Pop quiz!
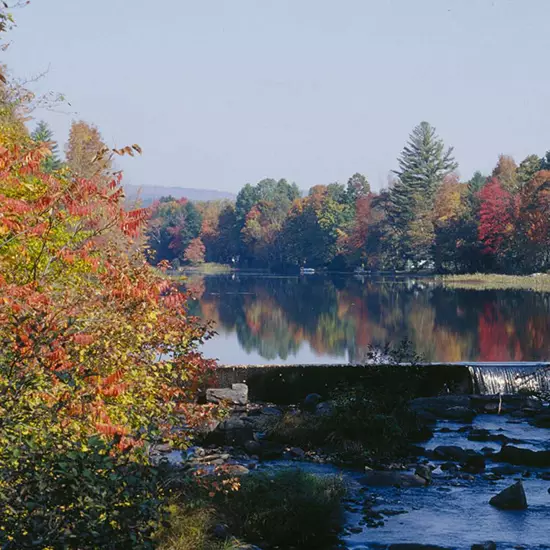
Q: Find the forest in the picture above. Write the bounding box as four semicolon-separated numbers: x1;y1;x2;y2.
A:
146;122;550;274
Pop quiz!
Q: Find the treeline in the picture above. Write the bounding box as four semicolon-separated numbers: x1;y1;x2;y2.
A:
147;121;550;274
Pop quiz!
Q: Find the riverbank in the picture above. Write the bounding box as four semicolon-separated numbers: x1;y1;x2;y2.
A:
440;273;550;291
180;263;235;274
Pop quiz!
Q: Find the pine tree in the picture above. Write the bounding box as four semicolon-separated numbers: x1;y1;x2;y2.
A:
31;120;62;173
517;154;541;187
389;121;457;265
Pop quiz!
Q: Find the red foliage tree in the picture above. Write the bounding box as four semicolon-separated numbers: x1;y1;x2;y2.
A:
184;237;206;265
477;177;516;257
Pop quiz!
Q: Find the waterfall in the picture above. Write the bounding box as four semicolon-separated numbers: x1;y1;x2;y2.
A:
468;365;550;395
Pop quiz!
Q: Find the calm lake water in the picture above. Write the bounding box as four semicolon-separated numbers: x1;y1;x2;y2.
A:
184;273;550;365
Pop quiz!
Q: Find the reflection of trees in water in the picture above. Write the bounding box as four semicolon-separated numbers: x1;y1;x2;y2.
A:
189;275;550;362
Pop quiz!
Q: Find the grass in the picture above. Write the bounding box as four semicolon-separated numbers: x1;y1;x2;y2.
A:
440;273;550;291
156;504;235;550
180;263;234;274
221;469;346;549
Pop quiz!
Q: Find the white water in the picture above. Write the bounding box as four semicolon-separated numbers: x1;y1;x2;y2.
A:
468;365;550;395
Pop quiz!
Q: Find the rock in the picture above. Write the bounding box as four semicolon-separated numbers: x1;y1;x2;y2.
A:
315;401;334;416
481;447;497;456
211;415;253;445
471;542;496;550
213;523;229;539
260;406;283;416
489;481;528;510
259;441;284;459
244;440;261;455
530;414;550;429
491;465;522;476
538;471;550;481
224;464;250;476
289;447;306;459
409;396;472;421
462;454;486;474
389;545;451;550
468;429;518;445
440;461;459;472
303;393;322;412
497;445;550;467
362;471;429;488
206;384;248;405
433;446;470;462
415;464;433;484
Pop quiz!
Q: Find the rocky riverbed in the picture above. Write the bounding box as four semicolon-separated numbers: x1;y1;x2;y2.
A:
156;386;550;550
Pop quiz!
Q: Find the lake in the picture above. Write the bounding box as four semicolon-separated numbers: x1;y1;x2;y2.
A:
184;273;550;365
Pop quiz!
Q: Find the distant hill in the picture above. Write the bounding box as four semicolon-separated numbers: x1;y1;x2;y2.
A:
124;184;236;206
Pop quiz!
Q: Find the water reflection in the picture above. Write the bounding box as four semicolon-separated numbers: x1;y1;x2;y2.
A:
185;273;550;364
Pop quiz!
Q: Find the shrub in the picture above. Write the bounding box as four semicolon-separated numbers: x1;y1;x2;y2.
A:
220;469;346;549
0;436;163;549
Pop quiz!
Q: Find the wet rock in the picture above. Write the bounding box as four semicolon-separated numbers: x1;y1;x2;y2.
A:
538;471;550;480
481;447;497;456
224;464;250;476
260;406;283;416
497;445;550;467
210;415;253;445
206;383;248;405
433;445;470;462
362;471;429;488
259;441;284;459
213;523;230;539
490;464;523;476
471;542;496;550
467;429;519;445
315;401;334;416
388;545;452;550
489;480;528;510
470;395;542;414
530;414;550;429
462;454;486;474
440;461;459;473
244;440;261;455
303;393;322;411
415;464;433;483
409;396;474;422
289;446;306;459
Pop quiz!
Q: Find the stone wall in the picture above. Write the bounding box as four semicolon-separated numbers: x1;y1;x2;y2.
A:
211;364;472;404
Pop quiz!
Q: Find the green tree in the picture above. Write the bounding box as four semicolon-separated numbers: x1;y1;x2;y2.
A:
346;172;370;204
389;121;457;266
31;120;62;173
517;154;542;187
492;154;518;192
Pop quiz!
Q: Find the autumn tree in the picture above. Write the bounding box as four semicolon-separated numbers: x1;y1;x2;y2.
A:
478;177;517;267
492;154;518;192
65;120;112;180
184;237;206;265
517;154;541;188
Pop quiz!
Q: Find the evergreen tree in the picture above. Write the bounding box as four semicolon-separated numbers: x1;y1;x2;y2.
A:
389;121;457;265
31;120;62;173
517;154;541;187
346;172;370;204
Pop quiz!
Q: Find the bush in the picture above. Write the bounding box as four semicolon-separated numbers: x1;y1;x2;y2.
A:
271;382;427;463
0;436;163;549
220;469;346;549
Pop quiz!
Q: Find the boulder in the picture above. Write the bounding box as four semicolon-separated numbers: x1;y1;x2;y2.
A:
497;445;550;467
362;471;429;488
433;446;471;462
489;481;528;510
471;543;496;550
260;406;283;417
315;401;334;416
468;429;519;445
258;441;284;459
211;415;253;445
462;454;486;474
224;464;250;476
244;440;261;455
491;464;522;476
389;545;451;550
289;447;306;459
410;396;476;422
303;393;322;412
530;414;550;429
206;383;248;405
415;464;433;484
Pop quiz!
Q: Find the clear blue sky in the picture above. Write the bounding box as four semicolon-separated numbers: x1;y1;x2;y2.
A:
5;0;550;192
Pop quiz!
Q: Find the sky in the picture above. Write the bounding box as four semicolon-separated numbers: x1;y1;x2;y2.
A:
5;0;550;193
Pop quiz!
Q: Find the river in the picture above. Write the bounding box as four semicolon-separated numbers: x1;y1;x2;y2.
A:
184;273;550;365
